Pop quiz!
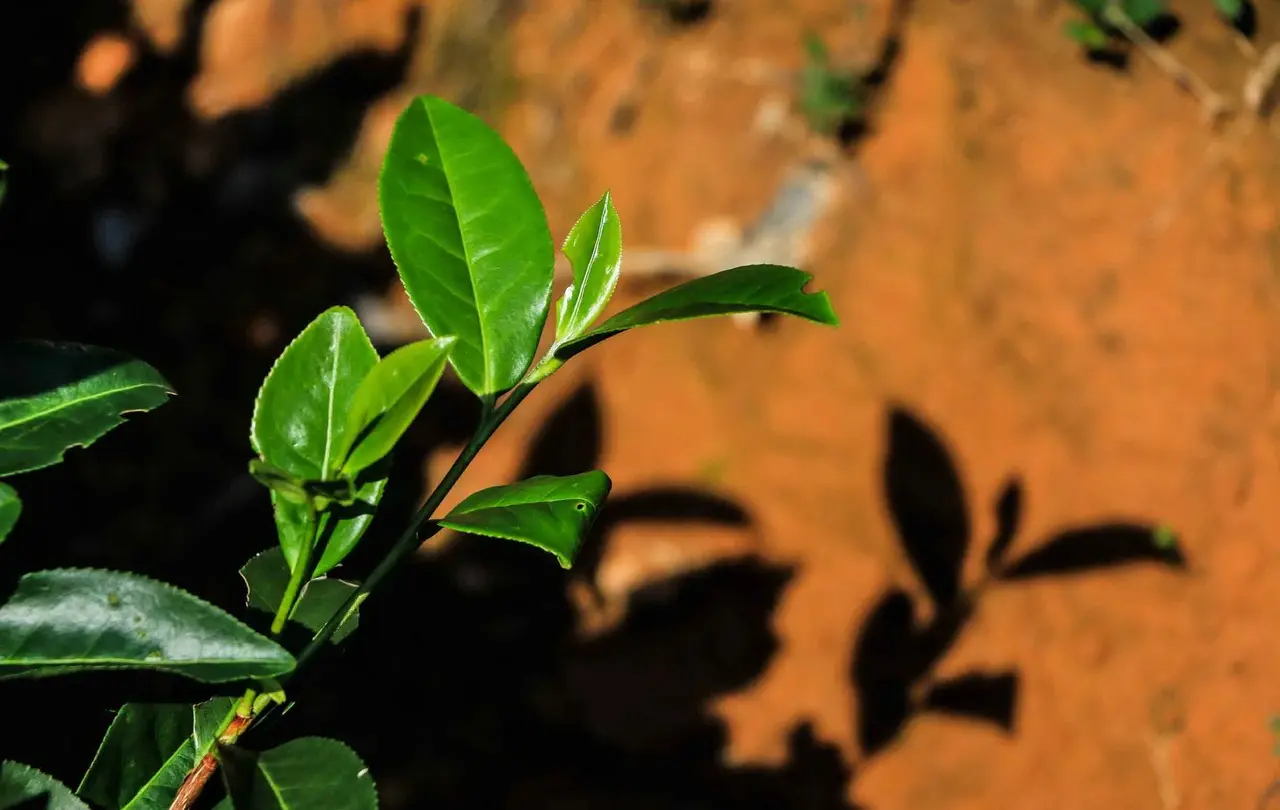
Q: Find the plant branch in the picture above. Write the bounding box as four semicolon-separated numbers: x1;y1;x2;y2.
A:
290;379;538;675
271;503;318;635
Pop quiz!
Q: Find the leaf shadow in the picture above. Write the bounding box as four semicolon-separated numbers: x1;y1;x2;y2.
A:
851;404;1188;760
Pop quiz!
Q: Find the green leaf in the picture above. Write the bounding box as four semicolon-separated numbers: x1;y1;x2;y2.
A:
217;737;377;810
552;264;839;361
240;548;363;644
1073;0;1108;16
268;462;388;579
1;761;90;810
1214;0;1244;20
554;192;624;346
802;30;830;64
76;698;233;810
1063;18;1110;47
1122;0;1165;26
438;471;611;569
0;483;19;544
336;336;456;477
250;306;378;482
0;341;172;476
0;569;295;683
378;94;556;396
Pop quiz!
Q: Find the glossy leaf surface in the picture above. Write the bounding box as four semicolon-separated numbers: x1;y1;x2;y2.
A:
0;569;295;683
379;95;555;396
0;341;172;476
0;484;18;543
240;548;362;644
77;698;234;810
0;761;89;810
337;336;455;477
553;264;838;361
554;191;623;344
438;471;611;569
216;737;377;810
250;306;378;482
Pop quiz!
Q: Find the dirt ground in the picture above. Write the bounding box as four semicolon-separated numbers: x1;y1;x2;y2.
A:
36;0;1280;806
464;2;1280;807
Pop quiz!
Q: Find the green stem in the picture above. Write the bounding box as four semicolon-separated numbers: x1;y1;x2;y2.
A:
270;503;318;635
288;381;537;677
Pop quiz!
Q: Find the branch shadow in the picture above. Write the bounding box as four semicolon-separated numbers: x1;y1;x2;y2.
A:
851;404;1188;759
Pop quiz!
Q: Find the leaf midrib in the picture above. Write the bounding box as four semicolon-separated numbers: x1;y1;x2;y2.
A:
424;99;490;393
564;200;609;337
0;380;166;434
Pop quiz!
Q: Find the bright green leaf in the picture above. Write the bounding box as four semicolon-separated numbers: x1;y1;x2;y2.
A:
378;94;556;396
554;191;624;346
438;471;611;569
240;548;362;644
0;569;295;683
1;761;90;810
337;336;456;477
0;484;19;544
1063;18;1110;47
250;306;378;482
267;461;387;579
552;264;838;361
217;737;377;810
0;341;172;476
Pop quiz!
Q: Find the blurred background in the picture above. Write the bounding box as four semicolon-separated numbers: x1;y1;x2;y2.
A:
3;0;1279;807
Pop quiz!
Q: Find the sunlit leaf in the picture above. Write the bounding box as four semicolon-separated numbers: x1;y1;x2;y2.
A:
0;569;295;683
250;306;378;482
240;548;363;645
0;341;172;476
438;471;611;569
553;264;838;362
554;192;623;345
336;336;456;478
378;95;555;396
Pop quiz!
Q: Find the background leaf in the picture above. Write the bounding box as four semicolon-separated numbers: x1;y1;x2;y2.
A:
0;484;19;543
0;569;295;683
378;94;555;396
553;264;838;361
1122;0;1166;27
250;306;378;482
240;548;362;644
1213;0;1243;20
337;336;455;477
554;191;623;345
217;737;377;810
1000;524;1186;580
439;471;611;569
1063;18;1109;47
0;341;172;476
1;762;89;810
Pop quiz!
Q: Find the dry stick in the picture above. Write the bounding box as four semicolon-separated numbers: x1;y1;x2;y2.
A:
1105;3;1229;123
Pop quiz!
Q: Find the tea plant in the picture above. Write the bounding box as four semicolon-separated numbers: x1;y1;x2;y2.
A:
0;95;838;809
798;31;869;138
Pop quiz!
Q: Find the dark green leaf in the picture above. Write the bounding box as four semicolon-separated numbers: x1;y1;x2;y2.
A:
0;569;295;683
0;762;89;810
240;548;363;645
1214;0;1244;20
438;471;611;569
1063;18;1110;47
336;336;456;477
1122;0;1165;26
378;94;556;396
217;737;377;810
76;699;232;810
0;484;19;544
1073;0;1108;16
554;192;624;346
553;264;839;361
0;341;172;476
250;306;378;482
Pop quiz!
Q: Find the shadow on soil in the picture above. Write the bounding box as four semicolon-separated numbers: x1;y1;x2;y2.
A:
853;405;1188;759
1;6;1187;809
